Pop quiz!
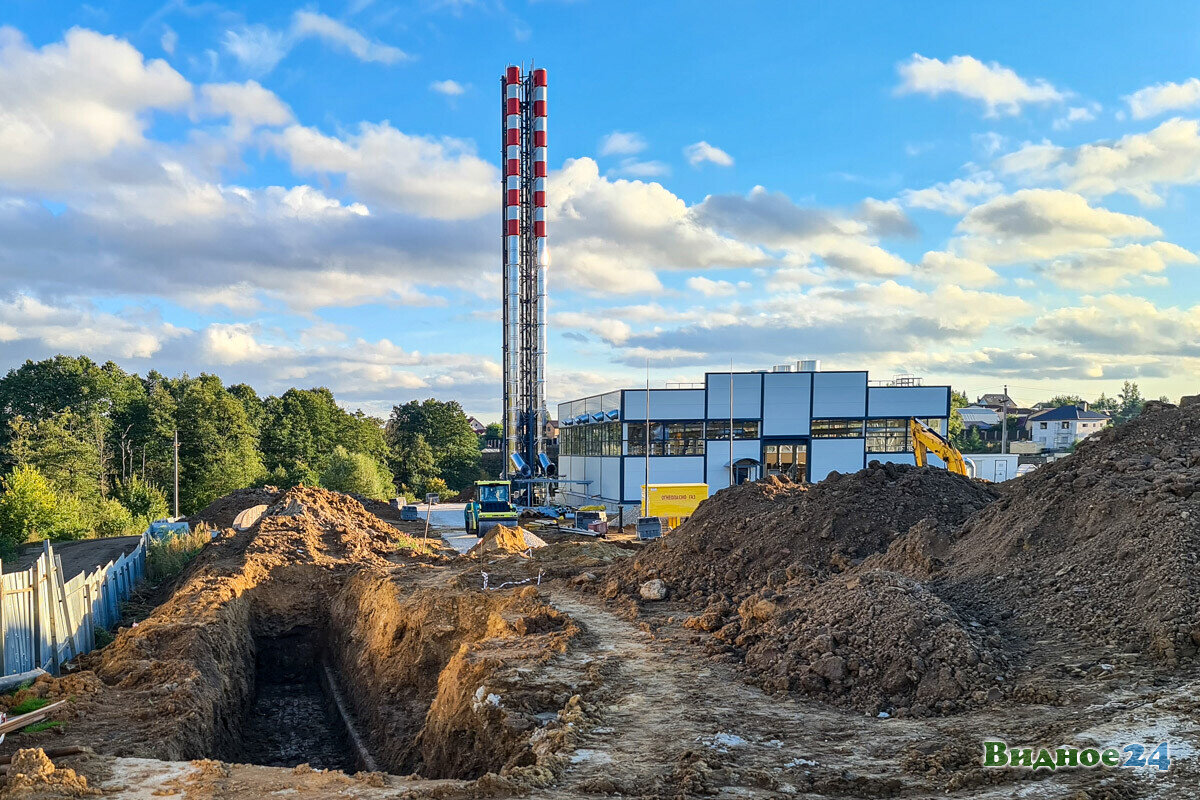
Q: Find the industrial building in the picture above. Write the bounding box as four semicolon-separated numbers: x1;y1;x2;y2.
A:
556;363;951;513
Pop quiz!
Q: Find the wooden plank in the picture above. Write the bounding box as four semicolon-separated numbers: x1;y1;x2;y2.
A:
53;553;77;662
30;554;43;673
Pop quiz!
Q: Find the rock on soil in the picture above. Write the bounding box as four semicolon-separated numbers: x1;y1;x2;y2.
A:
941;399;1200;664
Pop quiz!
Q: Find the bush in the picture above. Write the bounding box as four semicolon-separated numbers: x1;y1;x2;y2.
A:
320;446;394;500
93;497;140;538
113;476;169;525
421;476;450;499
0;466;58;553
148;528;212;584
51;494;92;541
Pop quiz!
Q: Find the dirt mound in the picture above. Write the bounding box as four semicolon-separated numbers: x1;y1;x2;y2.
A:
187;486;281;530
942;398;1200;664
1;749;97;798
697;570;1006;715
612;463;998;605
466;525;547;558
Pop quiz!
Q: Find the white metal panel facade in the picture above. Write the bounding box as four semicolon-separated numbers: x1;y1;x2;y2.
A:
812;372;867;417
622;456;705;502
762;372;813;435
600;457;621;499
867;386;949;418
704;439;761;492
623;389;706;421
705;373;762;419
809;438;866;481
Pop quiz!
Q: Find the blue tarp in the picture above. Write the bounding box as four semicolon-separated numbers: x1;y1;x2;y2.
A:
147;520;191;541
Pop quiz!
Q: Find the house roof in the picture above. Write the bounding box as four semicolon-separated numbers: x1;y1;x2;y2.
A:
958;405;1002;425
1028;405;1110;421
977;393;1015;406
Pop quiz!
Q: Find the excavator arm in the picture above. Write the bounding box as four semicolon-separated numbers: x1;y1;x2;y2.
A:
909;419;973;477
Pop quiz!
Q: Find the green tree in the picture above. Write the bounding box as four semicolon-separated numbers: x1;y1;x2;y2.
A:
948;390;969;444
1040;394;1085;408
0;465;59;553
228;384;266;436
385;399;481;492
320;446;394;500
961;426;986;453
7;411;106;501
93;497;139;538
1090;392;1119;414
388;431;436;494
1116;381;1144;424
175;375;265;514
261;388;387;478
112;475;170;526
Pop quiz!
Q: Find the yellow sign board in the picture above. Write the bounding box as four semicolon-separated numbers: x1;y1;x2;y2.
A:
642;483;709;518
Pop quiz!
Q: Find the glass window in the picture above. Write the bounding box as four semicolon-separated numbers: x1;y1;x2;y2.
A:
706;420;761;440
866;418;908;453
764;441;807;480
627;421;705;455
811;419;864;438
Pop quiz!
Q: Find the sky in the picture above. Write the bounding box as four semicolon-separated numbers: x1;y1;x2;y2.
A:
0;1;1198;420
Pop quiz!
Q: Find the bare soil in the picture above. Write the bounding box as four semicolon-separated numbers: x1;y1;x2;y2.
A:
3;401;1200;799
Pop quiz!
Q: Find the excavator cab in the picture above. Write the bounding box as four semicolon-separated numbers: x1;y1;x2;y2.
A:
909;419;974;478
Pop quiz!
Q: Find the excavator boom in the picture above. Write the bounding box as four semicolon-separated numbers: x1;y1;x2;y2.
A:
909;418;972;477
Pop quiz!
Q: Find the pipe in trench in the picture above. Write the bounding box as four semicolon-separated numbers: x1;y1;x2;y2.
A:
319;657;379;773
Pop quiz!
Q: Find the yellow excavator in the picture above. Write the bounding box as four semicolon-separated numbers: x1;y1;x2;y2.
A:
909;419;973;477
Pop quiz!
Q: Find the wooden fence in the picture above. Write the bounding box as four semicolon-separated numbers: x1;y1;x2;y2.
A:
0;536;146;676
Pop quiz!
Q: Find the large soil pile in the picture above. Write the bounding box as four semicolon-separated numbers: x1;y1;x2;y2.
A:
942;398;1200;664
187;486;281;530
612;463;998;605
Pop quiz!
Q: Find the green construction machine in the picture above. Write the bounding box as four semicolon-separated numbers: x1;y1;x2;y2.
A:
464;480;518;537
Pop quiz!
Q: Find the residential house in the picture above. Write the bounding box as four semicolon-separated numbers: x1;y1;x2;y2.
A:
465;416;487;436
1025;405;1111;451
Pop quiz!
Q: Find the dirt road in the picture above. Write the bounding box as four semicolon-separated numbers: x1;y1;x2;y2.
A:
3;536;142;581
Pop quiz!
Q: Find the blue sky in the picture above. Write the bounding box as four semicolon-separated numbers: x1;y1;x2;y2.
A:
0;1;1198;419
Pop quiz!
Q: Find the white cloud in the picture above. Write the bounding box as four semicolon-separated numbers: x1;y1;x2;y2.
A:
1126;78;1200;119
684;141;734;167
0;294;180;358
685;276;737;297
548;158;766;294
160;27;177;55
0;27;191;187
201;322;272;364
1030;294;1200;359
272;122;495;219
1040;241;1197;289
998;118;1200;206
917;251;1002;287
1052;104;1099;130
599;131;647;156
953;189;1160;263
223;11;408;76
430;79;465;96
199;80;293;135
895;53;1064;116
608;158;670;178
900;177;1003;214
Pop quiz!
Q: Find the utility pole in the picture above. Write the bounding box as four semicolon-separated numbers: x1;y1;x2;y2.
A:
728;360;734;487
1000;385;1009;455
173;429;180;519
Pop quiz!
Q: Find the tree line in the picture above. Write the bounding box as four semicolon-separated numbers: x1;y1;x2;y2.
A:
0;355;486;553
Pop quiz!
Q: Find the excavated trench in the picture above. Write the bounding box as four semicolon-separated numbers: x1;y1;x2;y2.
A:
162;569;580;780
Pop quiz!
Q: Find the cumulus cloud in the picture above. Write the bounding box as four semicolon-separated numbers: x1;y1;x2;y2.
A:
1040;242;1197;289
895;53;1064;116
684;141;734;167
1052;103;1100;131
953;189;1160;263
599;131;647;156
223;11;408;76
997;118;1200;206
608;158;670;178
0;294;181;358
900;177;1004;214
916;251;1002;287
272;122;496;219
685;276;737;297
430;79;465;96
0;27;191;188
548;158;766;294
1126;78;1200;119
1029;294;1200;358
199;80;293;136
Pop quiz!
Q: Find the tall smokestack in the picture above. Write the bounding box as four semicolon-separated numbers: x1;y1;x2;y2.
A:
501;64;549;488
